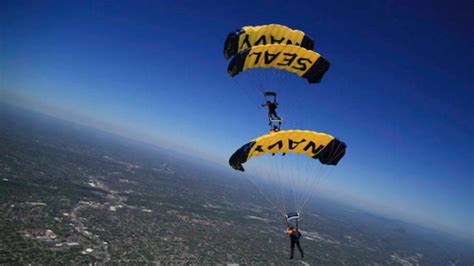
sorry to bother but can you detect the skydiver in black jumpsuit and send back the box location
[287,226,304,259]
[262,100,281,124]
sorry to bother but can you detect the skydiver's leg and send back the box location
[270,110,280,120]
[296,241,304,258]
[274,112,281,120]
[290,240,295,259]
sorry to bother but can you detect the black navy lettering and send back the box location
[268,140,283,150]
[288,139,307,150]
[255,145,264,153]
[303,141,324,155]
[240,33,305,52]
[240,34,252,50]
[254,35,267,46]
[270,35,285,44]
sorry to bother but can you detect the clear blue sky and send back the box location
[2,0,473,239]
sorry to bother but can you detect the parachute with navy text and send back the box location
[227,44,330,84]
[228,129,346,217]
[224,24,315,59]
[229,130,346,172]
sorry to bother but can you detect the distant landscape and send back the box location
[1,104,473,265]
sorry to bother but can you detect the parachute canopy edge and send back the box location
[229,130,346,172]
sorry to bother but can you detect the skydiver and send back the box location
[262,100,281,124]
[286,226,304,259]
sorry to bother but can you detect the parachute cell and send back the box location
[224,24,315,59]
[229,130,346,171]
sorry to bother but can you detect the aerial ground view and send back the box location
[1,1,473,265]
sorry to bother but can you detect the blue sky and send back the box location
[2,1,473,239]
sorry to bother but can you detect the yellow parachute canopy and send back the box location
[224,24,314,59]
[229,130,346,171]
[227,44,330,84]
